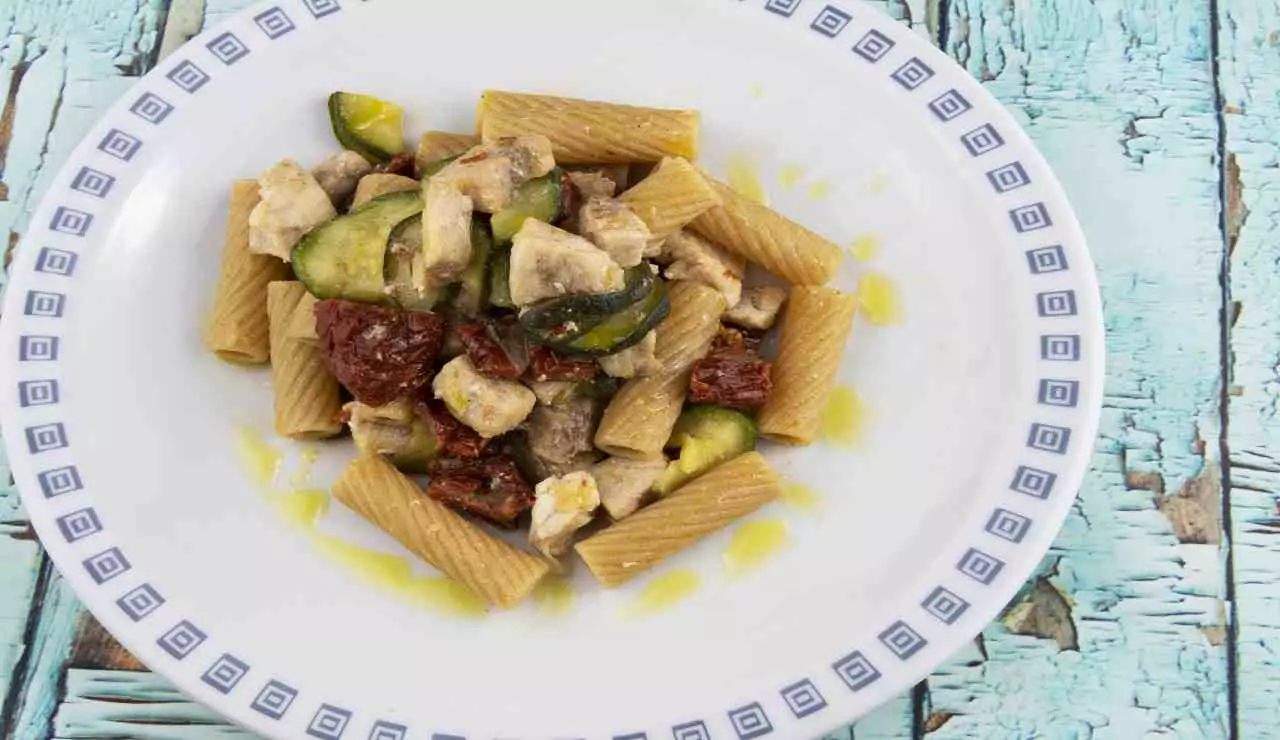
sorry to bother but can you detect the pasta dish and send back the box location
[204,90,855,608]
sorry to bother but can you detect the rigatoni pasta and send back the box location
[595,281,727,458]
[758,286,858,444]
[575,452,781,586]
[205,181,291,363]
[691,176,843,286]
[266,281,343,439]
[333,454,550,608]
[619,157,721,243]
[415,130,480,172]
[477,90,699,164]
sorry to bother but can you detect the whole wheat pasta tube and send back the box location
[266,281,343,439]
[477,90,699,164]
[595,281,727,458]
[575,452,781,587]
[334,455,551,608]
[415,131,480,173]
[204,181,291,363]
[619,157,721,243]
[757,286,857,445]
[284,290,319,344]
[690,176,843,286]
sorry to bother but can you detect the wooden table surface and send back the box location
[0,0,1271,737]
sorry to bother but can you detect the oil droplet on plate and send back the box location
[312,534,485,618]
[271,489,329,528]
[749,82,765,99]
[820,385,867,448]
[726,154,767,204]
[626,570,700,616]
[849,234,879,262]
[777,163,805,190]
[780,481,822,511]
[857,272,902,325]
[532,576,575,615]
[806,179,833,200]
[236,427,282,490]
[288,446,319,488]
[723,519,789,575]
[863,174,889,195]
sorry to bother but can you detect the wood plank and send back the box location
[922,0,1233,736]
[0,1,170,736]
[1216,0,1280,731]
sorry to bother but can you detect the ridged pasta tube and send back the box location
[205,181,291,363]
[575,452,781,586]
[690,176,843,285]
[595,281,727,458]
[757,286,857,444]
[266,281,343,439]
[333,455,551,608]
[477,90,699,164]
[415,131,480,173]
[618,157,721,243]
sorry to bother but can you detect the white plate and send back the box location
[0,0,1103,738]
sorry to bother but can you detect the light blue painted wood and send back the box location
[1217,0,1280,733]
[925,0,1233,737]
[0,0,168,733]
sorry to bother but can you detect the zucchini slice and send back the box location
[518,266,655,339]
[453,220,494,315]
[489,244,514,309]
[385,215,455,311]
[555,277,670,356]
[292,190,422,302]
[328,92,406,163]
[652,406,758,495]
[491,169,565,243]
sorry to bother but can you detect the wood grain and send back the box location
[924,1,1233,737]
[1217,0,1280,733]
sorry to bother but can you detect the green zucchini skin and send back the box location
[489,245,514,309]
[518,267,655,338]
[653,406,759,495]
[552,277,671,356]
[453,220,495,315]
[328,91,405,163]
[292,190,422,303]
[490,169,565,243]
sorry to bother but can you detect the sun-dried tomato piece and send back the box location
[380,152,416,178]
[527,345,598,382]
[413,396,489,460]
[315,300,445,407]
[457,322,521,379]
[689,348,773,411]
[425,455,535,528]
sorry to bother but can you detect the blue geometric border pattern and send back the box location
[370,721,410,740]
[672,720,711,740]
[728,702,773,739]
[307,703,353,739]
[251,680,298,720]
[202,653,250,694]
[117,583,166,621]
[779,679,827,718]
[56,507,102,542]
